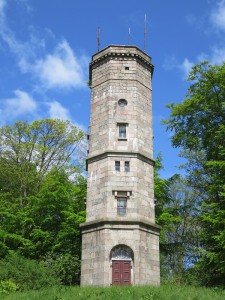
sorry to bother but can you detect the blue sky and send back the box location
[0,0,225,178]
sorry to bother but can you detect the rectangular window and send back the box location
[115,161,120,172]
[125,161,130,172]
[118,124,126,138]
[117,197,127,215]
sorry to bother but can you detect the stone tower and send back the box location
[80,45,160,286]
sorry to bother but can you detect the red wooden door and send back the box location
[112,260,131,285]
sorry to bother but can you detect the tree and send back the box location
[0,119,87,286]
[154,153,170,219]
[154,157,200,283]
[0,168,86,285]
[0,119,85,199]
[164,61,225,286]
[158,175,201,284]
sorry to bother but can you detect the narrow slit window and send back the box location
[115,161,120,172]
[117,197,127,215]
[119,124,127,138]
[125,161,130,172]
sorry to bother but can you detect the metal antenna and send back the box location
[97,27,100,52]
[128,27,131,45]
[144,14,147,52]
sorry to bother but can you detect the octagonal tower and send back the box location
[80,45,160,286]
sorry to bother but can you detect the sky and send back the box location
[0,0,225,178]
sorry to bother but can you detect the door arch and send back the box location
[110,245,133,285]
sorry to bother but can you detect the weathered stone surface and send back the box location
[80,45,160,286]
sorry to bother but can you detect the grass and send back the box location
[1,284,225,300]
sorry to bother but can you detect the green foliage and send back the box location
[0,242,9,259]
[0,253,59,291]
[164,62,225,154]
[157,175,201,281]
[0,119,87,287]
[154,153,170,219]
[154,155,200,281]
[45,253,81,285]
[0,118,85,198]
[0,280,17,295]
[164,61,225,287]
[0,168,86,260]
[1,285,225,300]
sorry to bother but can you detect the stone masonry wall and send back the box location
[80,224,160,286]
[86,155,155,223]
[89,59,153,159]
[80,45,160,286]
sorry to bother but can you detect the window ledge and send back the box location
[118,138,127,141]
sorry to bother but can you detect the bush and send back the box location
[0,252,60,291]
[44,253,80,285]
[0,242,9,259]
[0,280,17,295]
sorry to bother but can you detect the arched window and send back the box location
[111,245,133,260]
[118,99,128,107]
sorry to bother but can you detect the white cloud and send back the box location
[0,0,6,14]
[178,48,225,78]
[0,90,38,123]
[180,58,194,78]
[46,100,88,132]
[178,0,225,77]
[163,56,194,79]
[34,40,85,89]
[47,101,71,120]
[162,56,178,71]
[196,52,209,62]
[210,0,225,31]
[210,46,225,64]
[0,0,35,67]
[185,13,205,31]
[196,45,225,65]
[0,1,87,91]
[164,46,225,80]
